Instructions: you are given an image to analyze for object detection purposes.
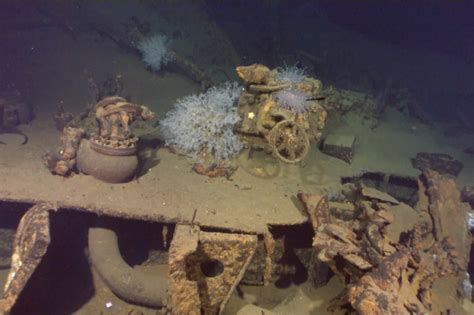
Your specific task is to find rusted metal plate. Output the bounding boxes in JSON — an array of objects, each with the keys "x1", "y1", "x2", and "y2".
[
  {"x1": 0, "y1": 143, "x2": 309, "y2": 234},
  {"x1": 0, "y1": 203, "x2": 51, "y2": 314},
  {"x1": 169, "y1": 225, "x2": 257, "y2": 315}
]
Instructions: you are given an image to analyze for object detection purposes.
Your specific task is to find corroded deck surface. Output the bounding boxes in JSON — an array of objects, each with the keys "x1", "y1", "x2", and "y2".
[{"x1": 0, "y1": 137, "x2": 313, "y2": 233}]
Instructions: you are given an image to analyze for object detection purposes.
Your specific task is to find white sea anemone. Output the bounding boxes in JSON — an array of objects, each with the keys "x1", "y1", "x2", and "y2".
[
  {"x1": 137, "y1": 34, "x2": 173, "y2": 72},
  {"x1": 273, "y1": 88, "x2": 310, "y2": 113},
  {"x1": 276, "y1": 64, "x2": 307, "y2": 83}
]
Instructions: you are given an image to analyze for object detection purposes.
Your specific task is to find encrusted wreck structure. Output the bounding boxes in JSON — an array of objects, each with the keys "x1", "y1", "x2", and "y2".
[{"x1": 299, "y1": 170, "x2": 471, "y2": 314}]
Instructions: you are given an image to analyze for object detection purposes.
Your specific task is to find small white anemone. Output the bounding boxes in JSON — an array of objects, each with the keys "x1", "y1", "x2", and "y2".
[
  {"x1": 137, "y1": 34, "x2": 174, "y2": 72},
  {"x1": 276, "y1": 64, "x2": 307, "y2": 83},
  {"x1": 273, "y1": 88, "x2": 310, "y2": 113}
]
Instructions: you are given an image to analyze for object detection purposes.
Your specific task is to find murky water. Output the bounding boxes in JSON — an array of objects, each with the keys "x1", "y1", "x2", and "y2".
[{"x1": 0, "y1": 2, "x2": 473, "y2": 314}]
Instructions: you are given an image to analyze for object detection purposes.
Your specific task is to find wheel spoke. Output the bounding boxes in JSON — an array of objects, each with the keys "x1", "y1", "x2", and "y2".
[
  {"x1": 270, "y1": 120, "x2": 309, "y2": 163},
  {"x1": 288, "y1": 149, "x2": 296, "y2": 160}
]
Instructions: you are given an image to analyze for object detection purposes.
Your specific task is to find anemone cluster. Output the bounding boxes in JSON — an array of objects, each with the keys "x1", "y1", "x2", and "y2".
[
  {"x1": 272, "y1": 64, "x2": 311, "y2": 113},
  {"x1": 137, "y1": 34, "x2": 174, "y2": 72},
  {"x1": 272, "y1": 88, "x2": 310, "y2": 113},
  {"x1": 276, "y1": 64, "x2": 308, "y2": 84},
  {"x1": 160, "y1": 82, "x2": 243, "y2": 161}
]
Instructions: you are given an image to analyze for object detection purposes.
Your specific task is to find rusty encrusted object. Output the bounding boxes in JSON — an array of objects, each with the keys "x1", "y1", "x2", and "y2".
[
  {"x1": 236, "y1": 64, "x2": 327, "y2": 164},
  {"x1": 412, "y1": 152, "x2": 464, "y2": 177},
  {"x1": 236, "y1": 64, "x2": 275, "y2": 86},
  {"x1": 247, "y1": 82, "x2": 290, "y2": 94},
  {"x1": 192, "y1": 162, "x2": 237, "y2": 179},
  {"x1": 91, "y1": 96, "x2": 155, "y2": 155},
  {"x1": 268, "y1": 120, "x2": 310, "y2": 164},
  {"x1": 421, "y1": 170, "x2": 470, "y2": 265},
  {"x1": 169, "y1": 225, "x2": 257, "y2": 315},
  {"x1": 95, "y1": 96, "x2": 155, "y2": 139},
  {"x1": 348, "y1": 248, "x2": 427, "y2": 314},
  {"x1": 262, "y1": 231, "x2": 275, "y2": 286},
  {"x1": 88, "y1": 226, "x2": 168, "y2": 308},
  {"x1": 89, "y1": 135, "x2": 138, "y2": 156},
  {"x1": 44, "y1": 127, "x2": 85, "y2": 176},
  {"x1": 297, "y1": 192, "x2": 330, "y2": 228},
  {"x1": 299, "y1": 175, "x2": 470, "y2": 314},
  {"x1": 0, "y1": 203, "x2": 51, "y2": 314}
]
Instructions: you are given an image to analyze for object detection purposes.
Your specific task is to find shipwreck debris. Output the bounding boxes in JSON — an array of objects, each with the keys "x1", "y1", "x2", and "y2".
[
  {"x1": 341, "y1": 171, "x2": 419, "y2": 206},
  {"x1": 0, "y1": 203, "x2": 52, "y2": 314},
  {"x1": 192, "y1": 162, "x2": 237, "y2": 179},
  {"x1": 44, "y1": 127, "x2": 84, "y2": 176},
  {"x1": 298, "y1": 170, "x2": 470, "y2": 314},
  {"x1": 45, "y1": 96, "x2": 156, "y2": 183},
  {"x1": 411, "y1": 152, "x2": 464, "y2": 177},
  {"x1": 88, "y1": 226, "x2": 168, "y2": 308},
  {"x1": 169, "y1": 225, "x2": 257, "y2": 315},
  {"x1": 236, "y1": 63, "x2": 327, "y2": 164},
  {"x1": 321, "y1": 134, "x2": 356, "y2": 164}
]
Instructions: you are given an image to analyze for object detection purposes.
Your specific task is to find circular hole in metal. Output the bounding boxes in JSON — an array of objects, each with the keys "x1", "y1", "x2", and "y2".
[{"x1": 200, "y1": 259, "x2": 224, "y2": 278}]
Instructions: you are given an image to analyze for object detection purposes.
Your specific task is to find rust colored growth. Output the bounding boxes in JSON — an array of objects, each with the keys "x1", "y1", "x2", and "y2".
[
  {"x1": 0, "y1": 203, "x2": 52, "y2": 314},
  {"x1": 313, "y1": 172, "x2": 470, "y2": 314},
  {"x1": 60, "y1": 127, "x2": 85, "y2": 159},
  {"x1": 297, "y1": 192, "x2": 330, "y2": 230},
  {"x1": 89, "y1": 135, "x2": 138, "y2": 156},
  {"x1": 267, "y1": 120, "x2": 310, "y2": 164},
  {"x1": 169, "y1": 225, "x2": 258, "y2": 315},
  {"x1": 192, "y1": 162, "x2": 237, "y2": 179},
  {"x1": 43, "y1": 127, "x2": 84, "y2": 176},
  {"x1": 236, "y1": 64, "x2": 272, "y2": 85},
  {"x1": 94, "y1": 96, "x2": 128, "y2": 113},
  {"x1": 348, "y1": 249, "x2": 427, "y2": 315},
  {"x1": 95, "y1": 96, "x2": 155, "y2": 120},
  {"x1": 422, "y1": 170, "x2": 471, "y2": 266},
  {"x1": 93, "y1": 96, "x2": 155, "y2": 151},
  {"x1": 262, "y1": 231, "x2": 275, "y2": 286},
  {"x1": 169, "y1": 225, "x2": 200, "y2": 315}
]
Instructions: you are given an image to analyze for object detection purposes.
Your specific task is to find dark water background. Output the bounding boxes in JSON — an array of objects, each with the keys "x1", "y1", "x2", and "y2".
[
  {"x1": 0, "y1": 1, "x2": 473, "y2": 314},
  {"x1": 1, "y1": 1, "x2": 473, "y2": 126}
]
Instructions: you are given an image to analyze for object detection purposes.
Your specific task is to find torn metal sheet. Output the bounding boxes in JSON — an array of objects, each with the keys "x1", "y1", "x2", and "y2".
[
  {"x1": 169, "y1": 225, "x2": 257, "y2": 315},
  {"x1": 0, "y1": 203, "x2": 51, "y2": 314}
]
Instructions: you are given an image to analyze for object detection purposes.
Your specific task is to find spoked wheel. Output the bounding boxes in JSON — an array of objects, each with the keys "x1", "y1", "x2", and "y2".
[{"x1": 268, "y1": 120, "x2": 310, "y2": 164}]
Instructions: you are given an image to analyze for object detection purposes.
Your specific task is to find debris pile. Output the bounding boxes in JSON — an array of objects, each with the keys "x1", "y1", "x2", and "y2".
[
  {"x1": 411, "y1": 152, "x2": 464, "y2": 177},
  {"x1": 236, "y1": 63, "x2": 327, "y2": 164},
  {"x1": 298, "y1": 170, "x2": 471, "y2": 314}
]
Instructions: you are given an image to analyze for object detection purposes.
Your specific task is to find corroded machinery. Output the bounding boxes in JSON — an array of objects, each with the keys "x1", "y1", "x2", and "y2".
[
  {"x1": 44, "y1": 96, "x2": 155, "y2": 182},
  {"x1": 236, "y1": 64, "x2": 327, "y2": 163}
]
